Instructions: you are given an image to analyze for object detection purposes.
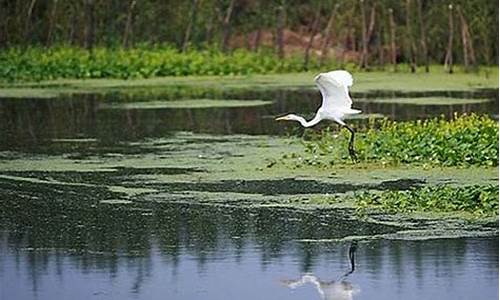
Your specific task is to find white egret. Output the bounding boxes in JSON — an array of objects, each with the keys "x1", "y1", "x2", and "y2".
[{"x1": 275, "y1": 70, "x2": 361, "y2": 161}]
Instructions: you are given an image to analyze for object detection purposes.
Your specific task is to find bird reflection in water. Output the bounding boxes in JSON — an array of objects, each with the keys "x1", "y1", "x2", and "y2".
[{"x1": 281, "y1": 242, "x2": 359, "y2": 300}]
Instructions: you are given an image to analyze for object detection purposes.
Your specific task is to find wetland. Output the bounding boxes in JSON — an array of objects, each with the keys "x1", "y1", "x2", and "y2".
[{"x1": 0, "y1": 72, "x2": 498, "y2": 300}]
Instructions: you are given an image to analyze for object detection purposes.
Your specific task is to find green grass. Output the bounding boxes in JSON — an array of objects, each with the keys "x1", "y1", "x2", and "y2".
[
  {"x1": 0, "y1": 46, "x2": 313, "y2": 82},
  {"x1": 353, "y1": 185, "x2": 498, "y2": 217},
  {"x1": 0, "y1": 46, "x2": 497, "y2": 92},
  {"x1": 284, "y1": 114, "x2": 499, "y2": 167}
]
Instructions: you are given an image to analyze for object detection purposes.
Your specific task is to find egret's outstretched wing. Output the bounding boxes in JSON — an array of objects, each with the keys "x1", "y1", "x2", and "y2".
[{"x1": 314, "y1": 70, "x2": 353, "y2": 111}]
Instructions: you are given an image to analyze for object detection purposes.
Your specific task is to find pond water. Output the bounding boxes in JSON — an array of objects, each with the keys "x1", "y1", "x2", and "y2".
[
  {"x1": 1, "y1": 199, "x2": 498, "y2": 300},
  {"x1": 0, "y1": 88, "x2": 497, "y2": 149},
  {"x1": 0, "y1": 87, "x2": 498, "y2": 300}
]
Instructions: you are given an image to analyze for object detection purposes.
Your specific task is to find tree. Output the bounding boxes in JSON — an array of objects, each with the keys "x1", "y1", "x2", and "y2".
[
  {"x1": 303, "y1": 2, "x2": 322, "y2": 70},
  {"x1": 405, "y1": 0, "x2": 417, "y2": 72},
  {"x1": 221, "y1": 0, "x2": 236, "y2": 53},
  {"x1": 84, "y1": 0, "x2": 96, "y2": 50},
  {"x1": 182, "y1": 0, "x2": 200, "y2": 52},
  {"x1": 457, "y1": 5, "x2": 476, "y2": 70},
  {"x1": 388, "y1": 8, "x2": 397, "y2": 71},
  {"x1": 0, "y1": 0, "x2": 497, "y2": 68},
  {"x1": 276, "y1": 0, "x2": 286, "y2": 59},
  {"x1": 416, "y1": 0, "x2": 429, "y2": 72},
  {"x1": 319, "y1": 3, "x2": 340, "y2": 66},
  {"x1": 123, "y1": 0, "x2": 137, "y2": 48},
  {"x1": 444, "y1": 4, "x2": 454, "y2": 73}
]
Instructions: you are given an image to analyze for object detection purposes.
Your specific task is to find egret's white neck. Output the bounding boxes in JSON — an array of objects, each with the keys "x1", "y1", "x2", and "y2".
[{"x1": 287, "y1": 114, "x2": 322, "y2": 128}]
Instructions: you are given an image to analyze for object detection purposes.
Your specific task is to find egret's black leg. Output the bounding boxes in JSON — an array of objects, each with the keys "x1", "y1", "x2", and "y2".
[
  {"x1": 339, "y1": 241, "x2": 358, "y2": 279},
  {"x1": 348, "y1": 242, "x2": 357, "y2": 272},
  {"x1": 343, "y1": 125, "x2": 358, "y2": 162}
]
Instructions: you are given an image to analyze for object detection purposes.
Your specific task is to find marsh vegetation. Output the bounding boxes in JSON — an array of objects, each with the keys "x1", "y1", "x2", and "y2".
[
  {"x1": 0, "y1": 73, "x2": 498, "y2": 300},
  {"x1": 285, "y1": 114, "x2": 498, "y2": 167},
  {"x1": 0, "y1": 0, "x2": 498, "y2": 299},
  {"x1": 1, "y1": 0, "x2": 497, "y2": 74}
]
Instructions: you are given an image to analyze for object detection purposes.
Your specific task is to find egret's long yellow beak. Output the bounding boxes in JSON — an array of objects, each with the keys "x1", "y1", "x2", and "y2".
[{"x1": 275, "y1": 116, "x2": 287, "y2": 121}]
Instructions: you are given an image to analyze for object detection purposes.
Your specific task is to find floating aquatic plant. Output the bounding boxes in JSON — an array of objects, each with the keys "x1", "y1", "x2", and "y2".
[
  {"x1": 353, "y1": 184, "x2": 498, "y2": 217},
  {"x1": 295, "y1": 114, "x2": 498, "y2": 167},
  {"x1": 0, "y1": 46, "x2": 310, "y2": 82}
]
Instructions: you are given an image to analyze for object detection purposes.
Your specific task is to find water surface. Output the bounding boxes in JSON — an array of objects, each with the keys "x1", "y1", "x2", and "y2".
[
  {"x1": 1, "y1": 199, "x2": 498, "y2": 300},
  {"x1": 0, "y1": 87, "x2": 498, "y2": 300},
  {"x1": 0, "y1": 88, "x2": 497, "y2": 149}
]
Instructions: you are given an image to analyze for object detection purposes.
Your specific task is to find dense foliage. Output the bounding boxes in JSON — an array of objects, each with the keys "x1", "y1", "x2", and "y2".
[
  {"x1": 0, "y1": 46, "x2": 324, "y2": 81},
  {"x1": 294, "y1": 114, "x2": 498, "y2": 167},
  {"x1": 353, "y1": 185, "x2": 498, "y2": 217},
  {"x1": 0, "y1": 0, "x2": 497, "y2": 67}
]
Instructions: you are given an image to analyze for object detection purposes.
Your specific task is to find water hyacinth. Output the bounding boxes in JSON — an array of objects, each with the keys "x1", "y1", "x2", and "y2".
[
  {"x1": 299, "y1": 114, "x2": 498, "y2": 167},
  {"x1": 353, "y1": 185, "x2": 498, "y2": 217},
  {"x1": 0, "y1": 46, "x2": 317, "y2": 82}
]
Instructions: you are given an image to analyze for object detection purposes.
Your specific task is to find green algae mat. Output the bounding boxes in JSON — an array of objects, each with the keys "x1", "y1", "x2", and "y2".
[
  {"x1": 1, "y1": 131, "x2": 497, "y2": 240},
  {"x1": 1, "y1": 69, "x2": 498, "y2": 98},
  {"x1": 0, "y1": 71, "x2": 498, "y2": 241}
]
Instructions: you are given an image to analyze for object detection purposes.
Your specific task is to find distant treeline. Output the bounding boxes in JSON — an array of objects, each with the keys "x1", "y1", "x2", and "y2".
[{"x1": 0, "y1": 0, "x2": 498, "y2": 70}]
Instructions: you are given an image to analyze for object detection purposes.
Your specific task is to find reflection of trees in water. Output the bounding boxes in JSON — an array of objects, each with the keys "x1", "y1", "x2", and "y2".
[
  {"x1": 1, "y1": 187, "x2": 498, "y2": 295},
  {"x1": 0, "y1": 88, "x2": 497, "y2": 150},
  {"x1": 359, "y1": 239, "x2": 475, "y2": 292}
]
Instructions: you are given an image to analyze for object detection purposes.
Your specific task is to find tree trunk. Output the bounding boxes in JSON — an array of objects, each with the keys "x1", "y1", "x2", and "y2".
[
  {"x1": 303, "y1": 4, "x2": 322, "y2": 70},
  {"x1": 319, "y1": 3, "x2": 339, "y2": 66},
  {"x1": 377, "y1": 9, "x2": 384, "y2": 66},
  {"x1": 416, "y1": 0, "x2": 429, "y2": 72},
  {"x1": 365, "y1": 4, "x2": 376, "y2": 67},
  {"x1": 366, "y1": 5, "x2": 376, "y2": 42},
  {"x1": 459, "y1": 10, "x2": 469, "y2": 69},
  {"x1": 405, "y1": 0, "x2": 416, "y2": 72},
  {"x1": 182, "y1": 0, "x2": 199, "y2": 52},
  {"x1": 388, "y1": 8, "x2": 397, "y2": 71},
  {"x1": 444, "y1": 4, "x2": 454, "y2": 73},
  {"x1": 359, "y1": 0, "x2": 368, "y2": 69},
  {"x1": 14, "y1": 0, "x2": 24, "y2": 44},
  {"x1": 0, "y1": 2, "x2": 6, "y2": 45},
  {"x1": 68, "y1": 2, "x2": 79, "y2": 45},
  {"x1": 252, "y1": 28, "x2": 262, "y2": 51},
  {"x1": 221, "y1": 0, "x2": 236, "y2": 53},
  {"x1": 23, "y1": 0, "x2": 37, "y2": 40},
  {"x1": 45, "y1": 0, "x2": 58, "y2": 47},
  {"x1": 84, "y1": 0, "x2": 96, "y2": 50},
  {"x1": 123, "y1": 0, "x2": 137, "y2": 48},
  {"x1": 276, "y1": 1, "x2": 286, "y2": 59},
  {"x1": 206, "y1": 5, "x2": 217, "y2": 45},
  {"x1": 457, "y1": 5, "x2": 476, "y2": 70}
]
